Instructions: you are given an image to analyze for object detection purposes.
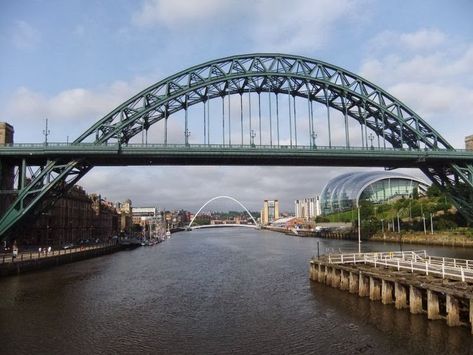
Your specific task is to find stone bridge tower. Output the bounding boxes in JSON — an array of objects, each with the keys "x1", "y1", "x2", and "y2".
[{"x1": 0, "y1": 123, "x2": 14, "y2": 217}]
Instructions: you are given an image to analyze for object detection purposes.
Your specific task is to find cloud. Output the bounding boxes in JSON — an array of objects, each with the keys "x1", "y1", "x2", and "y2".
[
  {"x1": 5, "y1": 77, "x2": 154, "y2": 140},
  {"x1": 360, "y1": 28, "x2": 473, "y2": 147},
  {"x1": 132, "y1": 0, "x2": 369, "y2": 52},
  {"x1": 132, "y1": 0, "x2": 233, "y2": 27},
  {"x1": 369, "y1": 28, "x2": 447, "y2": 53},
  {"x1": 11, "y1": 20, "x2": 41, "y2": 50}
]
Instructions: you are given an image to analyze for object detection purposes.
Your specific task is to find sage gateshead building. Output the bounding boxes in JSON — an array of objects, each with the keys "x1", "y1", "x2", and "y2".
[{"x1": 320, "y1": 171, "x2": 429, "y2": 215}]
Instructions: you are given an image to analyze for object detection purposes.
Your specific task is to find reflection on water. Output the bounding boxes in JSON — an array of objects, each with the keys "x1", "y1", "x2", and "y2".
[{"x1": 0, "y1": 229, "x2": 472, "y2": 354}]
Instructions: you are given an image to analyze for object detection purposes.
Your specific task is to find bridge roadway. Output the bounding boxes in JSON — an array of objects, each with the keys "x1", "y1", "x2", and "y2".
[{"x1": 1, "y1": 143, "x2": 473, "y2": 167}]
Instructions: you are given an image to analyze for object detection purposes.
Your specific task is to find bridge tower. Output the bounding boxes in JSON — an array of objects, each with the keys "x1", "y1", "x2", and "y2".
[
  {"x1": 466, "y1": 135, "x2": 473, "y2": 151},
  {"x1": 0, "y1": 122, "x2": 14, "y2": 218}
]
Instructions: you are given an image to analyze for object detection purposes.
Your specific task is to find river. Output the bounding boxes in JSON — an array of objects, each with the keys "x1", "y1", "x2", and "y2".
[{"x1": 1, "y1": 228, "x2": 473, "y2": 354}]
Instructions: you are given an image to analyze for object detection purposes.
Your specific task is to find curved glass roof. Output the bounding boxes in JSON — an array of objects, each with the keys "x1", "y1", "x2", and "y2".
[{"x1": 320, "y1": 171, "x2": 429, "y2": 214}]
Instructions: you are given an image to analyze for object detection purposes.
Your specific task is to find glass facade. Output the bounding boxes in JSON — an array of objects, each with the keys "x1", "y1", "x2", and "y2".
[{"x1": 320, "y1": 171, "x2": 429, "y2": 214}]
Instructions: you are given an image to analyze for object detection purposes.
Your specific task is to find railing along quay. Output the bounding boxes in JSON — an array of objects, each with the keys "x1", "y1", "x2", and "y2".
[
  {"x1": 0, "y1": 242, "x2": 116, "y2": 264},
  {"x1": 325, "y1": 250, "x2": 473, "y2": 282},
  {"x1": 310, "y1": 250, "x2": 473, "y2": 333}
]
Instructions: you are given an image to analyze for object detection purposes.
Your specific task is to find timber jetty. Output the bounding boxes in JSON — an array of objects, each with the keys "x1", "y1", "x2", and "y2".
[{"x1": 310, "y1": 250, "x2": 473, "y2": 333}]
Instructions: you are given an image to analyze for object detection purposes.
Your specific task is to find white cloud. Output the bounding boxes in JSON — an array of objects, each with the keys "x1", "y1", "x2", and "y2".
[
  {"x1": 6, "y1": 77, "x2": 153, "y2": 124},
  {"x1": 132, "y1": 0, "x2": 368, "y2": 52},
  {"x1": 360, "y1": 29, "x2": 473, "y2": 147},
  {"x1": 11, "y1": 20, "x2": 41, "y2": 50},
  {"x1": 132, "y1": 0, "x2": 233, "y2": 27},
  {"x1": 369, "y1": 28, "x2": 447, "y2": 53},
  {"x1": 251, "y1": 0, "x2": 363, "y2": 52}
]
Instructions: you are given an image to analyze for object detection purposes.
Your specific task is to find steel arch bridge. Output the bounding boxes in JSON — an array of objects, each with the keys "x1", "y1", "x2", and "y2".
[
  {"x1": 1, "y1": 53, "x2": 473, "y2": 240},
  {"x1": 187, "y1": 195, "x2": 259, "y2": 229}
]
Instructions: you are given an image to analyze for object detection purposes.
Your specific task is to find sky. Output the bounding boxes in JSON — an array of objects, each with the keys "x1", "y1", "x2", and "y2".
[{"x1": 1, "y1": 0, "x2": 472, "y2": 213}]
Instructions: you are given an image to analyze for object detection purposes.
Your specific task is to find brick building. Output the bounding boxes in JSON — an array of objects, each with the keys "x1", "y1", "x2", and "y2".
[{"x1": 20, "y1": 186, "x2": 120, "y2": 247}]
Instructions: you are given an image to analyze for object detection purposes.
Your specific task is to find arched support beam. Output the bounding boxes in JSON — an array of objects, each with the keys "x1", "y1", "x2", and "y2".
[{"x1": 188, "y1": 195, "x2": 258, "y2": 229}]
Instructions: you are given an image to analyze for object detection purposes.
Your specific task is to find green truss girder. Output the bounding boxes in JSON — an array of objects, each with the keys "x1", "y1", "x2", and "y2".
[{"x1": 1, "y1": 53, "x2": 472, "y2": 239}]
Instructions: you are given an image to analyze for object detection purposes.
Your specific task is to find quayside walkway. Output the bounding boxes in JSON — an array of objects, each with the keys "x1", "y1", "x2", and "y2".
[
  {"x1": 0, "y1": 242, "x2": 121, "y2": 276},
  {"x1": 310, "y1": 251, "x2": 473, "y2": 333}
]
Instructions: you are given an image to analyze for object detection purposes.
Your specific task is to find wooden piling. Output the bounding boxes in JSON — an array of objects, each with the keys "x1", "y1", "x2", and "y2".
[
  {"x1": 382, "y1": 280, "x2": 393, "y2": 305},
  {"x1": 310, "y1": 256, "x2": 473, "y2": 333},
  {"x1": 395, "y1": 282, "x2": 408, "y2": 309},
  {"x1": 427, "y1": 290, "x2": 441, "y2": 320},
  {"x1": 370, "y1": 277, "x2": 381, "y2": 301}
]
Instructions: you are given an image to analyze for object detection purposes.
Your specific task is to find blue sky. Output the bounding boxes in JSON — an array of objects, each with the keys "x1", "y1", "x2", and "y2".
[{"x1": 1, "y1": 0, "x2": 472, "y2": 211}]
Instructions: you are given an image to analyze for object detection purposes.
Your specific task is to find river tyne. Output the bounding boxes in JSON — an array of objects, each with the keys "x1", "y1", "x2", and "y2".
[{"x1": 1, "y1": 228, "x2": 473, "y2": 354}]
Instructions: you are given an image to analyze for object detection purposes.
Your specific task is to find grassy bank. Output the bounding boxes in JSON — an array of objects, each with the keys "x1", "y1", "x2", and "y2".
[{"x1": 369, "y1": 231, "x2": 473, "y2": 248}]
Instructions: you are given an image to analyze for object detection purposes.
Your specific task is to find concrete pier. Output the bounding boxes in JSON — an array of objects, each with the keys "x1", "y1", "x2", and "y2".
[
  {"x1": 310, "y1": 256, "x2": 473, "y2": 333},
  {"x1": 331, "y1": 268, "x2": 341, "y2": 288},
  {"x1": 349, "y1": 272, "x2": 359, "y2": 294},
  {"x1": 340, "y1": 269, "x2": 349, "y2": 291},
  {"x1": 369, "y1": 277, "x2": 381, "y2": 301},
  {"x1": 395, "y1": 282, "x2": 408, "y2": 309},
  {"x1": 382, "y1": 280, "x2": 394, "y2": 305},
  {"x1": 359, "y1": 272, "x2": 369, "y2": 297},
  {"x1": 409, "y1": 286, "x2": 423, "y2": 314},
  {"x1": 446, "y1": 295, "x2": 461, "y2": 327}
]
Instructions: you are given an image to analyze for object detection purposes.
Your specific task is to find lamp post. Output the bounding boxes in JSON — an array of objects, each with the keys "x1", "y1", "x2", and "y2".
[
  {"x1": 381, "y1": 219, "x2": 385, "y2": 239},
  {"x1": 397, "y1": 212, "x2": 401, "y2": 233},
  {"x1": 357, "y1": 205, "x2": 361, "y2": 253},
  {"x1": 422, "y1": 214, "x2": 427, "y2": 234},
  {"x1": 430, "y1": 213, "x2": 434, "y2": 234},
  {"x1": 311, "y1": 131, "x2": 317, "y2": 149},
  {"x1": 185, "y1": 129, "x2": 191, "y2": 146},
  {"x1": 43, "y1": 118, "x2": 50, "y2": 146},
  {"x1": 250, "y1": 129, "x2": 256, "y2": 147},
  {"x1": 368, "y1": 132, "x2": 375, "y2": 149}
]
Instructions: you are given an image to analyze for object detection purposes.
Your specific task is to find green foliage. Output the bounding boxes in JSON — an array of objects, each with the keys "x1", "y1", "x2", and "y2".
[
  {"x1": 315, "y1": 216, "x2": 330, "y2": 223},
  {"x1": 321, "y1": 193, "x2": 465, "y2": 232},
  {"x1": 426, "y1": 184, "x2": 442, "y2": 198}
]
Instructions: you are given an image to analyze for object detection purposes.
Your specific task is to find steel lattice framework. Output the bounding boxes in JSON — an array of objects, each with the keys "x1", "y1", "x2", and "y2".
[{"x1": 1, "y1": 53, "x2": 472, "y2": 239}]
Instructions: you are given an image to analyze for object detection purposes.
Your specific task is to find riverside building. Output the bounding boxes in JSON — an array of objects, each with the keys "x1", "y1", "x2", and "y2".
[
  {"x1": 261, "y1": 200, "x2": 280, "y2": 225},
  {"x1": 320, "y1": 171, "x2": 429, "y2": 215},
  {"x1": 295, "y1": 196, "x2": 321, "y2": 221}
]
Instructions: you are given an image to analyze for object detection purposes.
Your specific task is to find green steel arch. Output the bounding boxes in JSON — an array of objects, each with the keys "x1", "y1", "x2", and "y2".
[{"x1": 1, "y1": 53, "x2": 472, "y2": 239}]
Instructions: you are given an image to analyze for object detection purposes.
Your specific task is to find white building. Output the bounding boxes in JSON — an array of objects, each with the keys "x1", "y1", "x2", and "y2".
[{"x1": 295, "y1": 196, "x2": 321, "y2": 220}]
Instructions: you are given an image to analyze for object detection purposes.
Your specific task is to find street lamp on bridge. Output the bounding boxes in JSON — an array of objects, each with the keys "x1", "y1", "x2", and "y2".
[
  {"x1": 368, "y1": 132, "x2": 375, "y2": 150},
  {"x1": 43, "y1": 118, "x2": 50, "y2": 146},
  {"x1": 185, "y1": 129, "x2": 191, "y2": 146},
  {"x1": 311, "y1": 131, "x2": 317, "y2": 149}
]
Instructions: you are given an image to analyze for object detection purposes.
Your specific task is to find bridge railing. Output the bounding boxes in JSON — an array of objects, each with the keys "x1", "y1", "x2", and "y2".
[
  {"x1": 324, "y1": 250, "x2": 473, "y2": 282},
  {"x1": 0, "y1": 142, "x2": 470, "y2": 153},
  {"x1": 0, "y1": 241, "x2": 117, "y2": 264}
]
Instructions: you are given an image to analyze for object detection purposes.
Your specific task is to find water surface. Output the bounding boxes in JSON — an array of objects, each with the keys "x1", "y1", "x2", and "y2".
[{"x1": 1, "y1": 228, "x2": 472, "y2": 354}]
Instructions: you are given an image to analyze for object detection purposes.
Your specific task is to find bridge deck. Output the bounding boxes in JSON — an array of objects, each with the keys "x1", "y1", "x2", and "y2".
[{"x1": 1, "y1": 143, "x2": 472, "y2": 167}]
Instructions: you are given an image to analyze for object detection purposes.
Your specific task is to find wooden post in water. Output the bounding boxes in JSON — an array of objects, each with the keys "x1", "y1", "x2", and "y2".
[
  {"x1": 317, "y1": 264, "x2": 324, "y2": 283},
  {"x1": 409, "y1": 286, "x2": 423, "y2": 314},
  {"x1": 359, "y1": 272, "x2": 369, "y2": 297},
  {"x1": 395, "y1": 282, "x2": 408, "y2": 309},
  {"x1": 349, "y1": 272, "x2": 359, "y2": 294},
  {"x1": 331, "y1": 268, "x2": 341, "y2": 288},
  {"x1": 340, "y1": 269, "x2": 349, "y2": 291},
  {"x1": 381, "y1": 280, "x2": 393, "y2": 304},
  {"x1": 427, "y1": 290, "x2": 441, "y2": 320},
  {"x1": 446, "y1": 295, "x2": 461, "y2": 326},
  {"x1": 369, "y1": 277, "x2": 381, "y2": 301}
]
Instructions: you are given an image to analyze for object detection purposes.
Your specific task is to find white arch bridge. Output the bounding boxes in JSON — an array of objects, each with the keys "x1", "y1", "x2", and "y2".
[{"x1": 187, "y1": 196, "x2": 260, "y2": 230}]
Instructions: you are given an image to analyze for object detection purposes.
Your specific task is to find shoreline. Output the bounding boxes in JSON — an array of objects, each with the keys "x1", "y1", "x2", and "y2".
[
  {"x1": 263, "y1": 226, "x2": 473, "y2": 248},
  {"x1": 0, "y1": 242, "x2": 125, "y2": 277}
]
